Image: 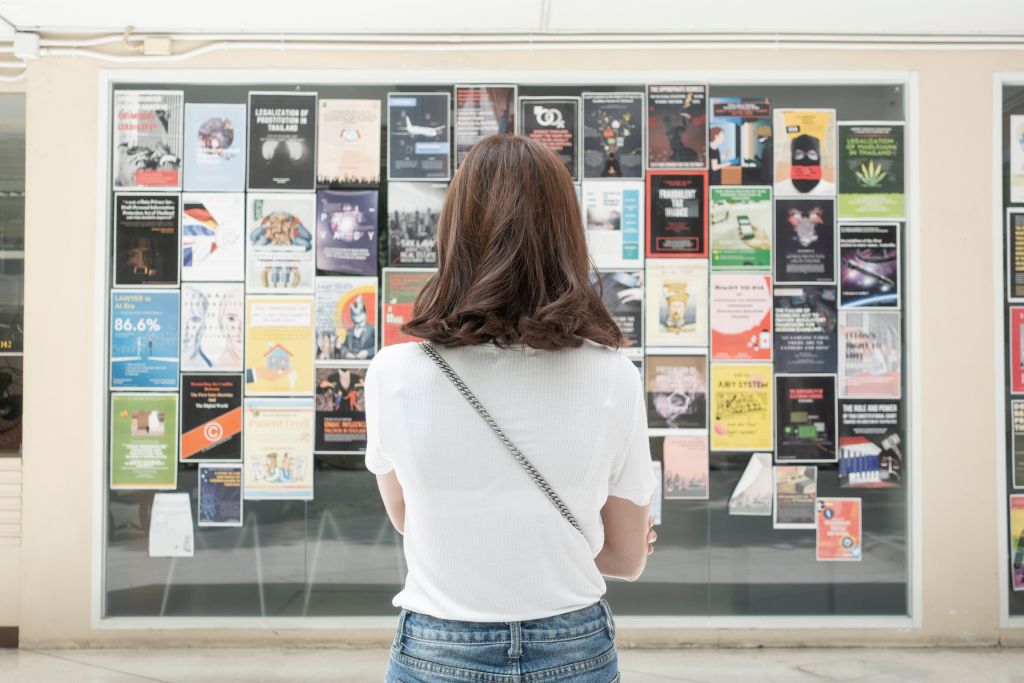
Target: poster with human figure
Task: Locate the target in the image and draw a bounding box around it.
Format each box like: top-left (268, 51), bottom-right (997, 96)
top-left (113, 90), bottom-right (184, 190)
top-left (646, 84), bottom-right (707, 170)
top-left (708, 97), bottom-right (772, 186)
top-left (582, 92), bottom-right (644, 179)
top-left (180, 283), bottom-right (244, 372)
top-left (114, 194), bottom-right (180, 287)
top-left (315, 366), bottom-right (368, 453)
top-left (774, 109), bottom-right (837, 197)
top-left (246, 194), bottom-right (316, 293)
top-left (109, 289), bottom-right (180, 390)
top-left (243, 397), bottom-right (314, 500)
top-left (315, 277), bottom-right (378, 362)
top-left (387, 92), bottom-right (451, 181)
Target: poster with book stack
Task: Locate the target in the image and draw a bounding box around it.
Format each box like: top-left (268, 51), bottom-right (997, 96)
top-left (100, 83), bottom-right (910, 575)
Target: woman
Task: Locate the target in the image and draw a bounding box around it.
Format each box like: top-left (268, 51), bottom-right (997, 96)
top-left (365, 135), bottom-right (658, 682)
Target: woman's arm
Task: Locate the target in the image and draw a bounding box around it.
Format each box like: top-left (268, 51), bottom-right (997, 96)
top-left (375, 471), bottom-right (406, 535)
top-left (594, 495), bottom-right (655, 581)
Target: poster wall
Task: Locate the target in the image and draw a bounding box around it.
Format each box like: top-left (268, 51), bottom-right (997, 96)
top-left (247, 92), bottom-right (317, 191)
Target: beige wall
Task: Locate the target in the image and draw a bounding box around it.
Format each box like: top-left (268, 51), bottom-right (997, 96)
top-left (12, 46), bottom-right (1024, 647)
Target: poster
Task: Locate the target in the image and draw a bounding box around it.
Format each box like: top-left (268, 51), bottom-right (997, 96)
top-left (645, 353), bottom-right (707, 430)
top-left (839, 399), bottom-right (903, 489)
top-left (148, 493), bottom-right (194, 558)
top-left (582, 92), bottom-right (644, 179)
top-left (113, 90), bottom-right (184, 190)
top-left (773, 286), bottom-right (838, 374)
top-left (110, 289), bottom-right (180, 390)
top-left (317, 99), bottom-right (381, 186)
top-left (1015, 401), bottom-right (1024, 489)
top-left (708, 97), bottom-right (772, 186)
top-left (644, 259), bottom-right (708, 347)
top-left (382, 268), bottom-right (434, 347)
top-left (816, 497), bottom-right (862, 561)
top-left (180, 283), bottom-right (244, 372)
top-left (659, 435), bottom-right (709, 500)
top-left (388, 182), bottom-right (446, 266)
top-left (839, 223), bottom-right (900, 308)
top-left (1008, 210), bottom-right (1024, 302)
top-left (387, 92), bottom-right (451, 181)
top-left (838, 122), bottom-right (904, 219)
top-left (315, 276), bottom-right (378, 361)
top-left (710, 273), bottom-right (772, 361)
top-left (1012, 307), bottom-right (1024, 395)
top-left (1013, 495), bottom-right (1024, 590)
top-left (198, 463), bottom-right (243, 527)
top-left (773, 465), bottom-right (817, 530)
top-left (839, 310), bottom-right (901, 398)
top-left (315, 366), bottom-right (368, 453)
top-left (710, 363), bottom-right (773, 452)
top-left (729, 452), bottom-right (773, 516)
top-left (183, 103), bottom-right (246, 191)
top-left (646, 171), bottom-right (707, 257)
top-left (775, 374), bottom-right (837, 463)
top-left (243, 398), bottom-right (314, 500)
top-left (180, 374), bottom-right (242, 462)
top-left (244, 295), bottom-right (315, 396)
top-left (114, 194), bottom-right (180, 287)
top-left (592, 270), bottom-right (643, 348)
top-left (1013, 116), bottom-right (1024, 204)
top-left (774, 198), bottom-right (836, 284)
top-left (646, 84), bottom-right (707, 170)
top-left (651, 460), bottom-right (662, 525)
top-left (247, 91), bottom-right (317, 191)
top-left (519, 97), bottom-right (580, 181)
top-left (708, 186), bottom-right (772, 270)
top-left (110, 393), bottom-right (178, 489)
top-left (0, 356), bottom-right (22, 452)
top-left (181, 192), bottom-right (245, 282)
top-left (582, 181), bottom-right (643, 267)
top-left (773, 108), bottom-right (837, 197)
top-left (454, 85), bottom-right (516, 166)
top-left (245, 193), bottom-right (316, 293)
top-left (316, 189), bottom-right (379, 276)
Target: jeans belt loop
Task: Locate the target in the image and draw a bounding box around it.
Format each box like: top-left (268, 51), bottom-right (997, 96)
top-left (599, 598), bottom-right (616, 640)
top-left (392, 609), bottom-right (409, 651)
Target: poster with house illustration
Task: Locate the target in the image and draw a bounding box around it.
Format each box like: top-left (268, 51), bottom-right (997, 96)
top-left (244, 295), bottom-right (314, 395)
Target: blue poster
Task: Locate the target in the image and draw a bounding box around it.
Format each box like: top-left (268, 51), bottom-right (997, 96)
top-left (183, 103), bottom-right (247, 191)
top-left (198, 463), bottom-right (243, 527)
top-left (110, 290), bottom-right (180, 389)
top-left (316, 189), bottom-right (379, 276)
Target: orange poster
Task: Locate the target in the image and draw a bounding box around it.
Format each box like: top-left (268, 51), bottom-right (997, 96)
top-left (816, 497), bottom-right (862, 561)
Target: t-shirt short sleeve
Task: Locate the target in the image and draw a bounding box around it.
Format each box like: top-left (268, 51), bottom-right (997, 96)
top-left (608, 364), bottom-right (658, 506)
top-left (363, 361), bottom-right (395, 475)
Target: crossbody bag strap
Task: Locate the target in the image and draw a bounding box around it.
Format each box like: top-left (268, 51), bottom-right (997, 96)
top-left (418, 341), bottom-right (585, 537)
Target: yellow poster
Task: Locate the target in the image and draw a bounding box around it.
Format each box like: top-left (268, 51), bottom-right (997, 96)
top-left (244, 295), bottom-right (314, 395)
top-left (773, 109), bottom-right (836, 197)
top-left (710, 363), bottom-right (773, 451)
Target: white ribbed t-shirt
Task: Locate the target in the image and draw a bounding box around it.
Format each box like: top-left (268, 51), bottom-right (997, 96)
top-left (363, 339), bottom-right (658, 622)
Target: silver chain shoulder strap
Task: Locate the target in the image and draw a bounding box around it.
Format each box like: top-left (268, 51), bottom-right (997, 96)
top-left (418, 341), bottom-right (585, 537)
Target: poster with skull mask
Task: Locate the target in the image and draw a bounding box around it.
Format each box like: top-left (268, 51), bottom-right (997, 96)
top-left (773, 109), bottom-right (836, 197)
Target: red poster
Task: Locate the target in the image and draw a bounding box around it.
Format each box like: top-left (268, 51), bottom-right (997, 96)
top-left (382, 268), bottom-right (434, 348)
top-left (710, 274), bottom-right (772, 360)
top-left (816, 497), bottom-right (862, 561)
top-left (1012, 307), bottom-right (1024, 394)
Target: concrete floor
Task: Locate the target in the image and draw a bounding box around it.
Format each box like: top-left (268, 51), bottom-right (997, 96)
top-left (2, 647), bottom-right (1024, 682)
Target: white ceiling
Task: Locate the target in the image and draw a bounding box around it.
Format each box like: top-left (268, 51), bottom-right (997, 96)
top-left (0, 0), bottom-right (1021, 39)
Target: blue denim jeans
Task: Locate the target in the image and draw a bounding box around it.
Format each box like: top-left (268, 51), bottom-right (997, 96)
top-left (385, 598), bottom-right (619, 682)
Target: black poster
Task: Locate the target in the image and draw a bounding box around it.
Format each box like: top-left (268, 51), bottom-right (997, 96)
top-left (775, 374), bottom-right (837, 463)
top-left (646, 172), bottom-right (707, 257)
top-left (774, 198), bottom-right (836, 283)
top-left (113, 193), bottom-right (180, 286)
top-left (645, 354), bottom-right (707, 429)
top-left (646, 84), bottom-right (707, 170)
top-left (838, 399), bottom-right (903, 489)
top-left (180, 373), bottom-right (242, 462)
top-left (0, 355), bottom-right (22, 452)
top-left (839, 222), bottom-right (900, 307)
top-left (773, 285), bottom-right (838, 374)
top-left (519, 97), bottom-right (580, 181)
top-left (582, 92), bottom-right (644, 179)
top-left (387, 92), bottom-right (452, 181)
top-left (315, 366), bottom-right (367, 453)
top-left (592, 270), bottom-right (642, 347)
top-left (247, 92), bottom-right (317, 191)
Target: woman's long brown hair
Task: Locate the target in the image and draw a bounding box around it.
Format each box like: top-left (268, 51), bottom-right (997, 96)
top-left (401, 134), bottom-right (623, 350)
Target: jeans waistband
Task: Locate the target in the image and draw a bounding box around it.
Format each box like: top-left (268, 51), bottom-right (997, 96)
top-left (393, 599), bottom-right (616, 646)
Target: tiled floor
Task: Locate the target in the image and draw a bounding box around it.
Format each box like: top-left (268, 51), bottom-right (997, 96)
top-left (3, 647), bottom-right (1024, 682)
